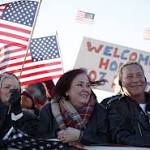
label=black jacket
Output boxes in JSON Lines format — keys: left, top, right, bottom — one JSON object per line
{"left": 0, "top": 102, "right": 14, "bottom": 140}
{"left": 38, "top": 102, "right": 110, "bottom": 146}
{"left": 0, "top": 102, "right": 39, "bottom": 140}
{"left": 100, "top": 94, "right": 122, "bottom": 109}
{"left": 108, "top": 92, "right": 150, "bottom": 147}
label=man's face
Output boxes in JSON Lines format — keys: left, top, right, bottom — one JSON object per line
{"left": 121, "top": 64, "right": 146, "bottom": 99}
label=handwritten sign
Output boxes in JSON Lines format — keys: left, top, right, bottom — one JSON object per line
{"left": 74, "top": 37, "right": 150, "bottom": 92}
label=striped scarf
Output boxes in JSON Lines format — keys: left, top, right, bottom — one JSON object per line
{"left": 51, "top": 95, "right": 96, "bottom": 149}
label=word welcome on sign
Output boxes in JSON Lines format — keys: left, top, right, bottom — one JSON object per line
{"left": 74, "top": 37, "right": 150, "bottom": 92}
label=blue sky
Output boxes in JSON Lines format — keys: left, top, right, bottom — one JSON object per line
{"left": 2, "top": 0, "right": 150, "bottom": 100}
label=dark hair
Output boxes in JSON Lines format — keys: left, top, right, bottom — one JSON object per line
{"left": 118, "top": 62, "right": 145, "bottom": 86}
{"left": 54, "top": 68, "right": 87, "bottom": 98}
{"left": 21, "top": 90, "right": 35, "bottom": 109}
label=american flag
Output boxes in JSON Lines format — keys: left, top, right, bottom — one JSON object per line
{"left": 144, "top": 27, "right": 150, "bottom": 40}
{"left": 0, "top": 1, "right": 39, "bottom": 78}
{"left": 3, "top": 127, "right": 64, "bottom": 150}
{"left": 20, "top": 35, "right": 64, "bottom": 86}
{"left": 76, "top": 10, "right": 95, "bottom": 24}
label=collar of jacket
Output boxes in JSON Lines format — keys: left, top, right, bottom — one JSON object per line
{"left": 120, "top": 92, "right": 150, "bottom": 109}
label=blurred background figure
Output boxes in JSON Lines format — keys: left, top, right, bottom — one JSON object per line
{"left": 111, "top": 75, "right": 121, "bottom": 94}
{"left": 21, "top": 82, "right": 51, "bottom": 117}
{"left": 21, "top": 89, "right": 39, "bottom": 117}
{"left": 42, "top": 80, "right": 55, "bottom": 98}
{"left": 100, "top": 75, "right": 122, "bottom": 109}
{"left": 0, "top": 73, "right": 40, "bottom": 138}
{"left": 0, "top": 73, "right": 23, "bottom": 149}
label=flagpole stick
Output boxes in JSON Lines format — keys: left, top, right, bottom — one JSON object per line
{"left": 19, "top": 0, "right": 42, "bottom": 84}
{"left": 55, "top": 31, "right": 64, "bottom": 73}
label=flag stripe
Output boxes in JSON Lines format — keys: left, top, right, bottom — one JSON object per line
{"left": 0, "top": 31, "right": 29, "bottom": 41}
{"left": 22, "top": 61, "right": 63, "bottom": 74}
{"left": 1, "top": 35, "right": 28, "bottom": 46}
{"left": 7, "top": 65, "right": 63, "bottom": 75}
{"left": 20, "top": 68, "right": 63, "bottom": 78}
{"left": 0, "top": 22, "right": 31, "bottom": 34}
{"left": 20, "top": 75, "right": 62, "bottom": 86}
{"left": 23, "top": 61, "right": 62, "bottom": 71}
{"left": 20, "top": 71, "right": 63, "bottom": 83}
{"left": 0, "top": 39, "right": 27, "bottom": 47}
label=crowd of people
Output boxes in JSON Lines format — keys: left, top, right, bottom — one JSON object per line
{"left": 0, "top": 61, "right": 150, "bottom": 149}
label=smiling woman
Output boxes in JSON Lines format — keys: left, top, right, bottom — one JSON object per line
{"left": 38, "top": 68, "right": 110, "bottom": 149}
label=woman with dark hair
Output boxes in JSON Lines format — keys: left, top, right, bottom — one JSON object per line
{"left": 38, "top": 68, "right": 110, "bottom": 149}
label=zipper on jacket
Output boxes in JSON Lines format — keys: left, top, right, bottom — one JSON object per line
{"left": 137, "top": 122, "right": 143, "bottom": 136}
{"left": 7, "top": 105, "right": 11, "bottom": 114}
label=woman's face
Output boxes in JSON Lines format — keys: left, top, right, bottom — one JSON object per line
{"left": 0, "top": 77, "right": 19, "bottom": 104}
{"left": 67, "top": 73, "right": 91, "bottom": 108}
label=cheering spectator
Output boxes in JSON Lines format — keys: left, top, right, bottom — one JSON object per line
{"left": 38, "top": 68, "right": 110, "bottom": 149}
{"left": 108, "top": 62, "right": 150, "bottom": 147}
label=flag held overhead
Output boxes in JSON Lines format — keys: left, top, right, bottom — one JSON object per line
{"left": 76, "top": 10, "right": 95, "bottom": 24}
{"left": 20, "top": 35, "right": 64, "bottom": 86}
{"left": 0, "top": 0, "right": 41, "bottom": 79}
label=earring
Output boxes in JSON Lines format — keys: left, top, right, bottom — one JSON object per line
{"left": 65, "top": 93, "right": 69, "bottom": 100}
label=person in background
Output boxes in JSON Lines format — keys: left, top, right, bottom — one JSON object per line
{"left": 21, "top": 90, "right": 37, "bottom": 115}
{"left": 38, "top": 68, "right": 110, "bottom": 149}
{"left": 111, "top": 75, "right": 121, "bottom": 94}
{"left": 108, "top": 62, "right": 150, "bottom": 147}
{"left": 42, "top": 79, "right": 55, "bottom": 98}
{"left": 20, "top": 88, "right": 40, "bottom": 137}
{"left": 0, "top": 73, "right": 23, "bottom": 149}
{"left": 100, "top": 75, "right": 122, "bottom": 109}
{"left": 0, "top": 73, "right": 23, "bottom": 136}
{"left": 21, "top": 82, "right": 49, "bottom": 116}
{"left": 0, "top": 73, "right": 39, "bottom": 144}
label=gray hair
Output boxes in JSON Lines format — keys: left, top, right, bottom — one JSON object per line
{"left": 0, "top": 73, "right": 20, "bottom": 90}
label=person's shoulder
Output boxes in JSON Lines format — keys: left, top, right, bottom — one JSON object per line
{"left": 0, "top": 102, "right": 8, "bottom": 115}
{"left": 145, "top": 92, "right": 150, "bottom": 98}
{"left": 100, "top": 94, "right": 122, "bottom": 109}
{"left": 42, "top": 101, "right": 51, "bottom": 108}
{"left": 40, "top": 101, "right": 52, "bottom": 113}
{"left": 23, "top": 109, "right": 37, "bottom": 119}
{"left": 94, "top": 103, "right": 108, "bottom": 114}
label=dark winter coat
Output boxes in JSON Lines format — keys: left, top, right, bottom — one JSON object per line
{"left": 108, "top": 92, "right": 150, "bottom": 147}
{"left": 0, "top": 102, "right": 39, "bottom": 140}
{"left": 38, "top": 102, "right": 110, "bottom": 148}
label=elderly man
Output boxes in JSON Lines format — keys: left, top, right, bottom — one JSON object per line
{"left": 108, "top": 62, "right": 150, "bottom": 147}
